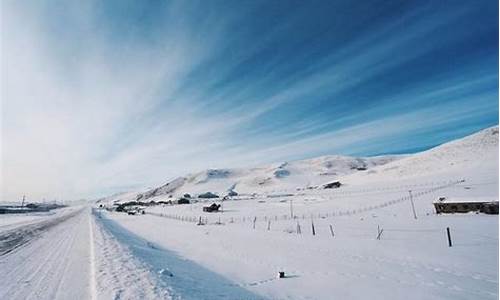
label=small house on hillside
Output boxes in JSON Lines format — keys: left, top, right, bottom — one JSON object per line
{"left": 198, "top": 192, "right": 219, "bottom": 199}
{"left": 227, "top": 190, "right": 238, "bottom": 197}
{"left": 324, "top": 181, "right": 342, "bottom": 189}
{"left": 177, "top": 198, "right": 190, "bottom": 204}
{"left": 203, "top": 203, "right": 221, "bottom": 212}
{"left": 433, "top": 197, "right": 498, "bottom": 215}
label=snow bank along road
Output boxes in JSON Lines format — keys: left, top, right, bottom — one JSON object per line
{"left": 0, "top": 207, "right": 264, "bottom": 300}
{"left": 93, "top": 208, "right": 263, "bottom": 300}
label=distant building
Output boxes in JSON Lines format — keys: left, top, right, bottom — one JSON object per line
{"left": 324, "top": 181, "right": 341, "bottom": 189}
{"left": 227, "top": 190, "right": 238, "bottom": 197}
{"left": 433, "top": 197, "right": 498, "bottom": 215}
{"left": 177, "top": 198, "right": 190, "bottom": 204}
{"left": 198, "top": 192, "right": 219, "bottom": 199}
{"left": 203, "top": 203, "right": 221, "bottom": 212}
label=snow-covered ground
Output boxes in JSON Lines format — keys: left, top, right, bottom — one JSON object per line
{"left": 104, "top": 168, "right": 498, "bottom": 299}
{"left": 0, "top": 126, "right": 498, "bottom": 299}
{"left": 101, "top": 126, "right": 498, "bottom": 299}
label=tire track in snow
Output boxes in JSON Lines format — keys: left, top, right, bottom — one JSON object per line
{"left": 0, "top": 209, "right": 81, "bottom": 256}
{"left": 1, "top": 213, "right": 78, "bottom": 299}
{"left": 0, "top": 209, "right": 92, "bottom": 300}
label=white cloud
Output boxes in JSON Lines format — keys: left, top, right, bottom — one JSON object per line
{"left": 1, "top": 1, "right": 496, "bottom": 201}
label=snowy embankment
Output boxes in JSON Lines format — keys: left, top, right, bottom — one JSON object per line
{"left": 91, "top": 209, "right": 172, "bottom": 299}
{"left": 94, "top": 209, "right": 264, "bottom": 300}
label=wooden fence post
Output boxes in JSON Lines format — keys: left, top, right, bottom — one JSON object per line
{"left": 329, "top": 225, "right": 334, "bottom": 237}
{"left": 311, "top": 218, "right": 316, "bottom": 236}
{"left": 447, "top": 227, "right": 452, "bottom": 247}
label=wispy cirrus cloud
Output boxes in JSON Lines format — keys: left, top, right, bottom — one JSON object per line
{"left": 1, "top": 0, "right": 497, "bottom": 201}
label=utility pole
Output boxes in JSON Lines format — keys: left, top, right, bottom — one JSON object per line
{"left": 290, "top": 199, "right": 294, "bottom": 219}
{"left": 21, "top": 195, "right": 26, "bottom": 207}
{"left": 409, "top": 190, "right": 417, "bottom": 219}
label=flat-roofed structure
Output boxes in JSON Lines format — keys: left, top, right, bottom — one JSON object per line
{"left": 433, "top": 197, "right": 498, "bottom": 215}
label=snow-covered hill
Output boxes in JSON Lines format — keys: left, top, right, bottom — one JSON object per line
{"left": 343, "top": 126, "right": 499, "bottom": 184}
{"left": 135, "top": 155, "right": 403, "bottom": 201}
{"left": 133, "top": 126, "right": 497, "bottom": 201}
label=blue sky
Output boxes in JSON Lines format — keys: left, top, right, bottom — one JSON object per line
{"left": 1, "top": 0, "right": 498, "bottom": 201}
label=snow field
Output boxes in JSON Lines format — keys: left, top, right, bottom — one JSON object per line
{"left": 106, "top": 161, "right": 498, "bottom": 299}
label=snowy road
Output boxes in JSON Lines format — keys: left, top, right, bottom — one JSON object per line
{"left": 0, "top": 207, "right": 264, "bottom": 300}
{"left": 0, "top": 208, "right": 93, "bottom": 300}
{"left": 0, "top": 207, "right": 171, "bottom": 299}
{"left": 0, "top": 209, "right": 81, "bottom": 256}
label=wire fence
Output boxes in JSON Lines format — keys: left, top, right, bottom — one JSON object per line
{"left": 146, "top": 179, "right": 465, "bottom": 226}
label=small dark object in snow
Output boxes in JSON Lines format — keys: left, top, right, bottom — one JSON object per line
{"left": 278, "top": 271, "right": 286, "bottom": 278}
{"left": 227, "top": 190, "right": 238, "bottom": 197}
{"left": 203, "top": 203, "right": 221, "bottom": 212}
{"left": 198, "top": 192, "right": 219, "bottom": 199}
{"left": 324, "top": 181, "right": 341, "bottom": 189}
{"left": 177, "top": 198, "right": 190, "bottom": 204}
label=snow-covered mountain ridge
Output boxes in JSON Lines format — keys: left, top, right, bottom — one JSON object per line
{"left": 134, "top": 155, "right": 403, "bottom": 201}
{"left": 129, "top": 126, "right": 498, "bottom": 201}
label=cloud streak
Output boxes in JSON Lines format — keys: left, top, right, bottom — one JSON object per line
{"left": 1, "top": 0, "right": 498, "bottom": 201}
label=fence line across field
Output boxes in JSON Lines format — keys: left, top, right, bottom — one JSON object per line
{"left": 146, "top": 179, "right": 465, "bottom": 226}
